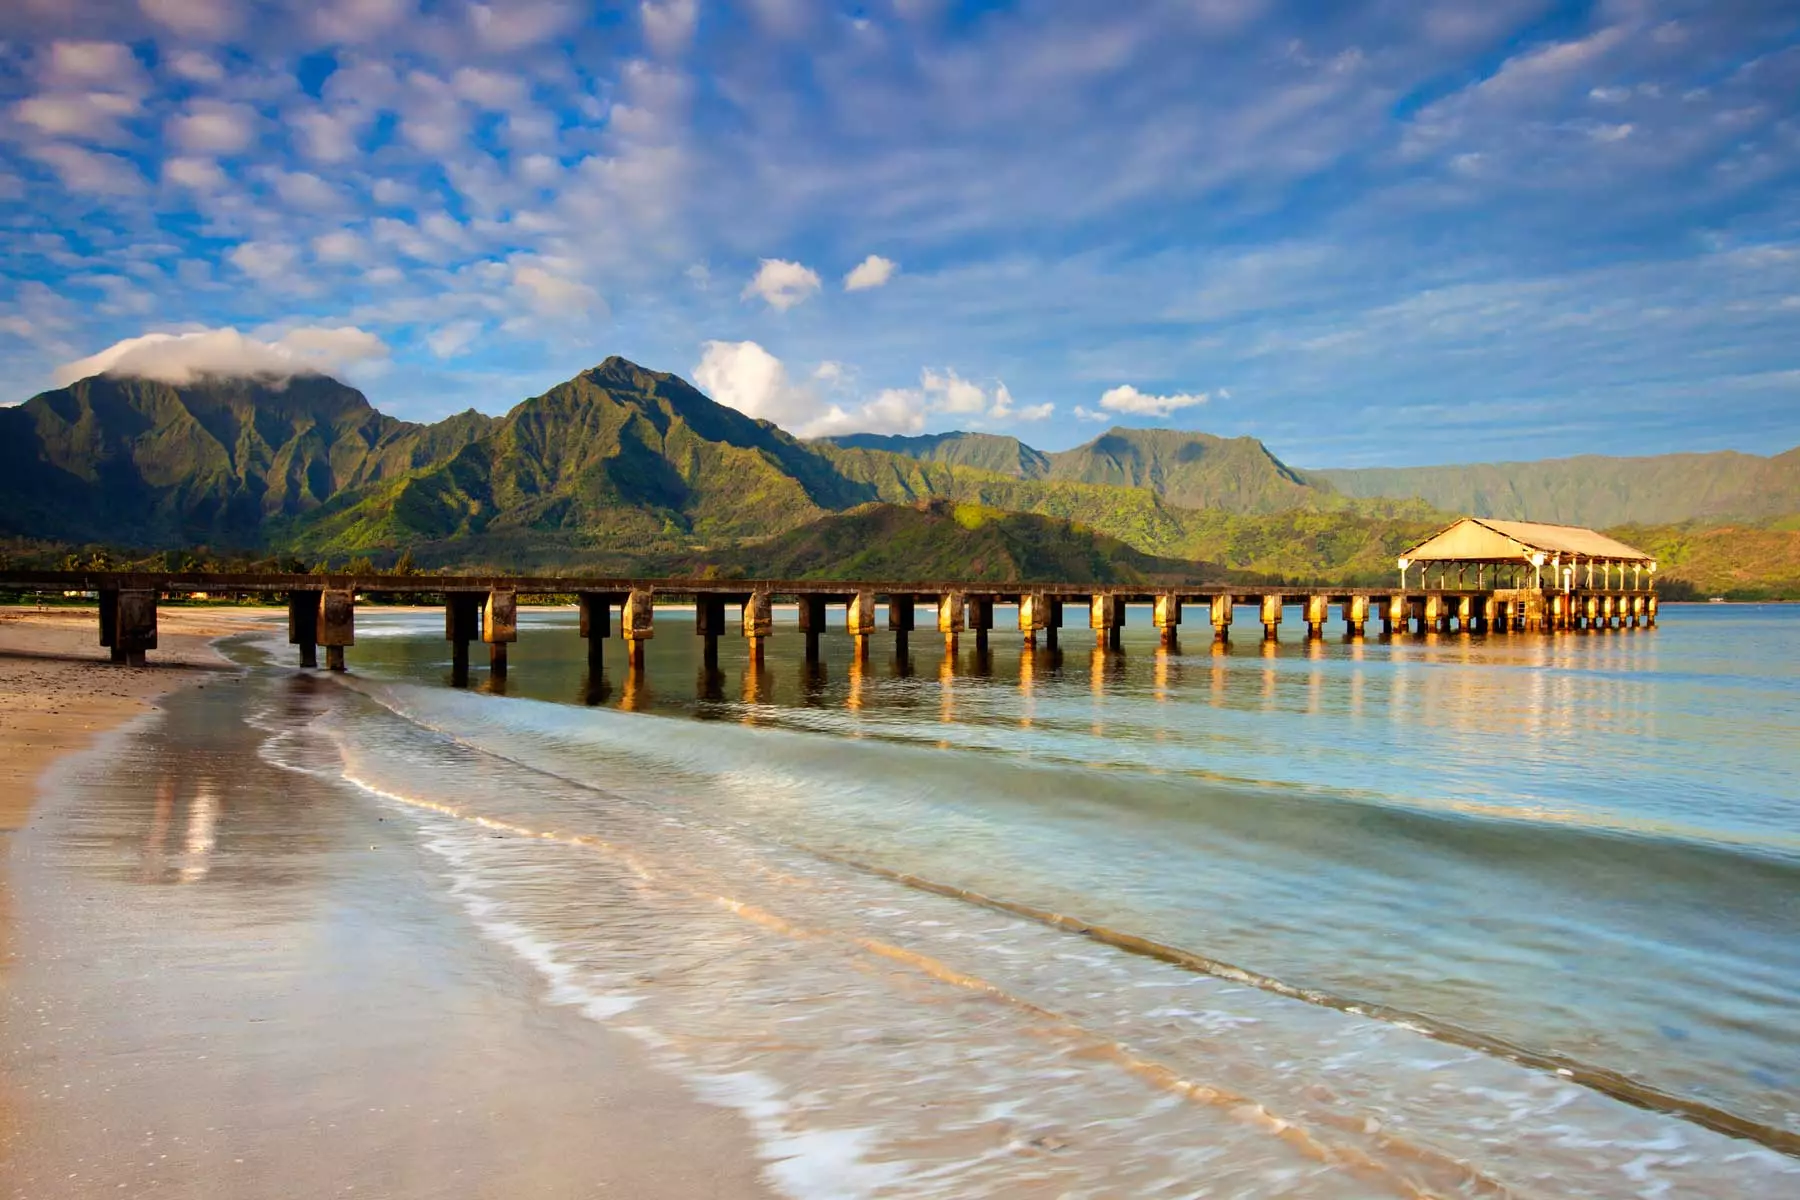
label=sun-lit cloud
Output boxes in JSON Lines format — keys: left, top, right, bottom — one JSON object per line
{"left": 844, "top": 254, "right": 897, "bottom": 291}
{"left": 54, "top": 326, "right": 389, "bottom": 386}
{"left": 1097, "top": 384, "right": 1210, "bottom": 418}
{"left": 743, "top": 258, "right": 822, "bottom": 311}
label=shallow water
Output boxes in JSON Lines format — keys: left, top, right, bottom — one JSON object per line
{"left": 228, "top": 603, "right": 1797, "bottom": 1194}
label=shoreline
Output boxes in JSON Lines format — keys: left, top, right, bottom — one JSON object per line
{"left": 0, "top": 608, "right": 776, "bottom": 1199}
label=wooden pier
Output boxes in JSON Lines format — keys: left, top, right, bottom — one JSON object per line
{"left": 0, "top": 569, "right": 1659, "bottom": 679}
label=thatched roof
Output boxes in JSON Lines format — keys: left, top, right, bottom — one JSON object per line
{"left": 1400, "top": 517, "right": 1653, "bottom": 564}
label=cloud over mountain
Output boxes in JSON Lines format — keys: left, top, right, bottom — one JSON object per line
{"left": 54, "top": 326, "right": 389, "bottom": 386}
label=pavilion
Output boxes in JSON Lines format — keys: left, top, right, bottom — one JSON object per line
{"left": 1397, "top": 517, "right": 1656, "bottom": 592}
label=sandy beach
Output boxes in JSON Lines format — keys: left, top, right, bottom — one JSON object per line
{"left": 0, "top": 607, "right": 773, "bottom": 1199}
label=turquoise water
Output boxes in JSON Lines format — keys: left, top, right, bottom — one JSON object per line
{"left": 236, "top": 602, "right": 1799, "bottom": 1193}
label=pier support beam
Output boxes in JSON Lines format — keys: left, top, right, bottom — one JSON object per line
{"left": 938, "top": 591, "right": 964, "bottom": 651}
{"left": 1647, "top": 594, "right": 1658, "bottom": 627}
{"left": 1154, "top": 593, "right": 1182, "bottom": 649}
{"left": 696, "top": 595, "right": 727, "bottom": 666}
{"left": 446, "top": 593, "right": 481, "bottom": 685}
{"left": 1045, "top": 597, "right": 1063, "bottom": 649}
{"left": 742, "top": 590, "right": 772, "bottom": 662}
{"left": 320, "top": 588, "right": 355, "bottom": 672}
{"left": 1456, "top": 596, "right": 1474, "bottom": 633}
{"left": 116, "top": 589, "right": 158, "bottom": 667}
{"left": 1210, "top": 594, "right": 1233, "bottom": 642}
{"left": 98, "top": 588, "right": 125, "bottom": 663}
{"left": 1259, "top": 594, "right": 1281, "bottom": 641}
{"left": 485, "top": 588, "right": 518, "bottom": 675}
{"left": 887, "top": 594, "right": 913, "bottom": 657}
{"left": 1424, "top": 594, "right": 1448, "bottom": 634}
{"left": 847, "top": 590, "right": 878, "bottom": 658}
{"left": 579, "top": 593, "right": 612, "bottom": 669}
{"left": 623, "top": 588, "right": 655, "bottom": 668}
{"left": 966, "top": 595, "right": 994, "bottom": 653}
{"left": 1091, "top": 594, "right": 1124, "bottom": 649}
{"left": 799, "top": 595, "right": 828, "bottom": 662}
{"left": 1383, "top": 594, "right": 1406, "bottom": 637}
{"left": 1304, "top": 594, "right": 1327, "bottom": 640}
{"left": 1018, "top": 592, "right": 1047, "bottom": 648}
{"left": 1340, "top": 595, "right": 1368, "bottom": 639}
{"left": 288, "top": 590, "right": 321, "bottom": 668}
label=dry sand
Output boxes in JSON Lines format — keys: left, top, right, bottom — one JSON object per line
{"left": 0, "top": 607, "right": 775, "bottom": 1199}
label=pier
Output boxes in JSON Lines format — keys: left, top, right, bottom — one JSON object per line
{"left": 1, "top": 571, "right": 1657, "bottom": 679}
{"left": 0, "top": 517, "right": 1665, "bottom": 679}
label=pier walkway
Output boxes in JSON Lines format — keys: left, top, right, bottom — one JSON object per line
{"left": 0, "top": 570, "right": 1658, "bottom": 680}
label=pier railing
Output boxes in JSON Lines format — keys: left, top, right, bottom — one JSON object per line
{"left": 0, "top": 570, "right": 1658, "bottom": 675}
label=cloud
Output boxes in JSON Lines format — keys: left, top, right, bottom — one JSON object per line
{"left": 227, "top": 240, "right": 299, "bottom": 280}
{"left": 292, "top": 110, "right": 363, "bottom": 163}
{"left": 13, "top": 93, "right": 140, "bottom": 141}
{"left": 53, "top": 326, "right": 389, "bottom": 386}
{"left": 162, "top": 156, "right": 227, "bottom": 190}
{"left": 512, "top": 262, "right": 602, "bottom": 314}
{"left": 468, "top": 1, "right": 576, "bottom": 51}
{"left": 138, "top": 0, "right": 244, "bottom": 40}
{"left": 1097, "top": 383, "right": 1210, "bottom": 417}
{"left": 167, "top": 100, "right": 258, "bottom": 155}
{"left": 694, "top": 340, "right": 928, "bottom": 436}
{"left": 166, "top": 50, "right": 224, "bottom": 83}
{"left": 844, "top": 254, "right": 898, "bottom": 291}
{"left": 26, "top": 144, "right": 145, "bottom": 195}
{"left": 743, "top": 258, "right": 822, "bottom": 310}
{"left": 921, "top": 367, "right": 987, "bottom": 413}
{"left": 269, "top": 170, "right": 343, "bottom": 210}
{"left": 426, "top": 320, "right": 482, "bottom": 359}
{"left": 312, "top": 229, "right": 365, "bottom": 263}
{"left": 312, "top": 0, "right": 415, "bottom": 45}
{"left": 43, "top": 41, "right": 144, "bottom": 88}
{"left": 641, "top": 0, "right": 698, "bottom": 56}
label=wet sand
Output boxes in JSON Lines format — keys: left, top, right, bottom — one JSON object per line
{"left": 0, "top": 609, "right": 774, "bottom": 1199}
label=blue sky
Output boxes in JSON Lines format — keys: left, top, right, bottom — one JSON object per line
{"left": 1, "top": 0, "right": 1796, "bottom": 466}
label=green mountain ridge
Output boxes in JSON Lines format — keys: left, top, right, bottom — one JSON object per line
{"left": 829, "top": 429, "right": 1800, "bottom": 528}
{"left": 4, "top": 356, "right": 1797, "bottom": 595}
{"left": 828, "top": 427, "right": 1321, "bottom": 513}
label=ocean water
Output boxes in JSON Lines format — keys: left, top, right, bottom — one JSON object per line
{"left": 233, "top": 602, "right": 1799, "bottom": 1196}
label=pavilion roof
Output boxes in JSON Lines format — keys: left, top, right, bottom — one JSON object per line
{"left": 1400, "top": 517, "right": 1654, "bottom": 564}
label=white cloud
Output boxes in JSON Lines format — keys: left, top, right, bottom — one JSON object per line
{"left": 269, "top": 170, "right": 342, "bottom": 210}
{"left": 227, "top": 240, "right": 299, "bottom": 280}
{"left": 1097, "top": 383, "right": 1210, "bottom": 417}
{"left": 167, "top": 99, "right": 258, "bottom": 155}
{"left": 43, "top": 41, "right": 144, "bottom": 89}
{"left": 694, "top": 340, "right": 923, "bottom": 436}
{"left": 641, "top": 0, "right": 698, "bottom": 56}
{"left": 844, "top": 254, "right": 898, "bottom": 291}
{"left": 312, "top": 229, "right": 365, "bottom": 263}
{"left": 53, "top": 325, "right": 388, "bottom": 386}
{"left": 743, "top": 258, "right": 822, "bottom": 311}
{"left": 452, "top": 67, "right": 530, "bottom": 110}
{"left": 313, "top": 0, "right": 415, "bottom": 44}
{"left": 694, "top": 345, "right": 1039, "bottom": 437}
{"left": 14, "top": 93, "right": 140, "bottom": 140}
{"left": 468, "top": 1, "right": 576, "bottom": 50}
{"left": 292, "top": 110, "right": 363, "bottom": 163}
{"left": 512, "top": 263, "right": 601, "bottom": 314}
{"left": 921, "top": 367, "right": 987, "bottom": 413}
{"left": 1073, "top": 406, "right": 1107, "bottom": 422}
{"left": 139, "top": 0, "right": 243, "bottom": 40}
{"left": 166, "top": 50, "right": 224, "bottom": 83}
{"left": 163, "top": 156, "right": 226, "bottom": 190}
{"left": 426, "top": 320, "right": 482, "bottom": 359}
{"left": 27, "top": 144, "right": 144, "bottom": 195}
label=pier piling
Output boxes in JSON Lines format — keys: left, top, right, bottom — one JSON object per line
{"left": 485, "top": 588, "right": 518, "bottom": 675}
{"left": 938, "top": 591, "right": 964, "bottom": 651}
{"left": 623, "top": 588, "right": 654, "bottom": 668}
{"left": 320, "top": 588, "right": 355, "bottom": 672}
{"left": 288, "top": 590, "right": 321, "bottom": 668}
{"left": 1259, "top": 594, "right": 1281, "bottom": 641}
{"left": 799, "top": 595, "right": 827, "bottom": 662}
{"left": 743, "top": 590, "right": 773, "bottom": 662}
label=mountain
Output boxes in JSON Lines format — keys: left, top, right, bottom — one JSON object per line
{"left": 1314, "top": 449, "right": 1800, "bottom": 528}
{"left": 828, "top": 432, "right": 1050, "bottom": 478}
{"left": 0, "top": 373, "right": 493, "bottom": 546}
{"left": 683, "top": 500, "right": 1223, "bottom": 584}
{"left": 826, "top": 428, "right": 1328, "bottom": 513}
